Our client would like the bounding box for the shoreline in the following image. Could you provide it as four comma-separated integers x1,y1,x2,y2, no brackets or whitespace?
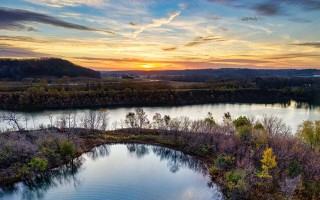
0,98,318,112
1,125,319,199
0,131,214,187
0,88,317,111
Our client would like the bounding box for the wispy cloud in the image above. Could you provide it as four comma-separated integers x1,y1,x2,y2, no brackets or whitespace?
132,12,181,38
129,22,137,26
25,0,106,8
0,35,47,43
240,23,272,34
266,53,320,60
240,16,262,21
0,7,115,34
206,0,320,16
185,35,226,47
162,47,177,51
291,42,320,48
212,16,221,20
0,44,51,57
288,17,312,23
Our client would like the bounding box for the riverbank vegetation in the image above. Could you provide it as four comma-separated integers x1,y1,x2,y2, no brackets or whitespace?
0,109,319,199
0,74,319,110
0,58,318,110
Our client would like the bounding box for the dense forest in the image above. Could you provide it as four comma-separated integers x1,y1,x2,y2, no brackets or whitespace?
0,88,317,110
0,58,100,80
0,76,318,110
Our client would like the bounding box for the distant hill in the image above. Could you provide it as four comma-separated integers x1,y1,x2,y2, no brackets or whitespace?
102,68,320,82
0,58,100,80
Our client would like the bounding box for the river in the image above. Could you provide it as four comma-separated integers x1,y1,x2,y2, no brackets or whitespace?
0,101,319,132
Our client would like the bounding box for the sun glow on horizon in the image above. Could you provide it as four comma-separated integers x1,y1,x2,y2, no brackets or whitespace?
140,64,156,70
1,0,320,70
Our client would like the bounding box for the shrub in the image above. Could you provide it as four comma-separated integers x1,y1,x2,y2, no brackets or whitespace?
18,165,31,177
199,144,209,155
215,156,234,170
58,141,76,159
237,125,252,141
298,120,320,149
41,147,59,163
252,129,267,148
254,122,265,130
209,166,216,177
233,116,251,128
28,157,48,172
226,169,247,190
204,112,216,127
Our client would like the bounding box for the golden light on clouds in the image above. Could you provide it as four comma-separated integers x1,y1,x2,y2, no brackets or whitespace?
1,0,320,70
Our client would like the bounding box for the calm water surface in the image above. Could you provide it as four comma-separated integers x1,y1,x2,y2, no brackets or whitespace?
0,144,223,200
0,101,319,131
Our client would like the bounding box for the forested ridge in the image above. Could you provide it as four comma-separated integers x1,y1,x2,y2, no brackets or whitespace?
0,58,100,80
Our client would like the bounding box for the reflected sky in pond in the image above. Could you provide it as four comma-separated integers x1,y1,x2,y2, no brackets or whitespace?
0,144,223,200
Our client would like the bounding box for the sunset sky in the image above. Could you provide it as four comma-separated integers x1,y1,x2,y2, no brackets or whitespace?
1,0,320,70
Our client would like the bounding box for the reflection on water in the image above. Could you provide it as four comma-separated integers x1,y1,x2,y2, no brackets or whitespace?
87,144,110,160
271,100,319,109
0,159,83,200
0,144,224,200
152,145,207,174
0,101,318,132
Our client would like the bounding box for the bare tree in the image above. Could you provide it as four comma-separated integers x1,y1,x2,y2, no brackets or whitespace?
180,116,191,132
0,112,22,132
22,113,30,130
81,109,109,133
58,114,67,129
31,113,36,130
98,109,109,131
164,115,171,130
112,121,118,130
120,119,125,129
135,108,149,128
152,113,164,129
262,115,291,137
71,113,78,128
66,110,73,128
190,120,202,132
64,110,78,128
47,112,54,128
169,118,182,132
125,112,137,128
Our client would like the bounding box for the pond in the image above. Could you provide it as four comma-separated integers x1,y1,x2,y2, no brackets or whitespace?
0,101,319,132
0,144,224,200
